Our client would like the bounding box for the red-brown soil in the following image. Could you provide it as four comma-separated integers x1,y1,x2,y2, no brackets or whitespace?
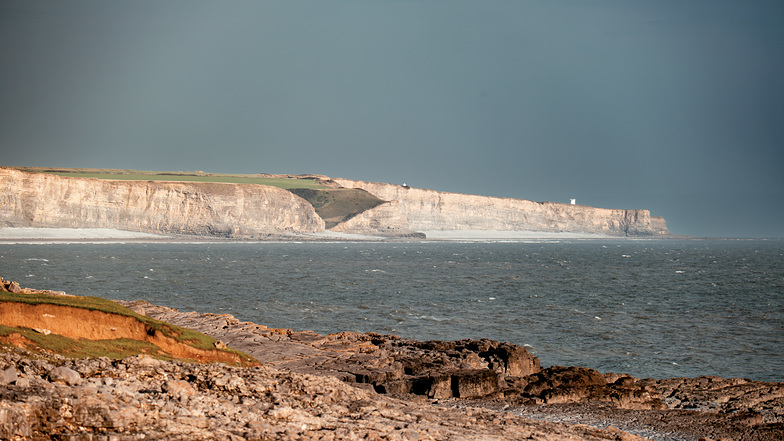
0,301,249,364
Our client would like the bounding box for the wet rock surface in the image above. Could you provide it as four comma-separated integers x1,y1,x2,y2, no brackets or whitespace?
118,301,784,441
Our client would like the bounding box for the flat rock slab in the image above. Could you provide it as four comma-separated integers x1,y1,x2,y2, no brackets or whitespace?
119,301,342,372
117,300,541,400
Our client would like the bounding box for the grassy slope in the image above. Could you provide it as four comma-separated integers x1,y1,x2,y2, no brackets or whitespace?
289,188,386,229
0,291,254,363
0,325,171,360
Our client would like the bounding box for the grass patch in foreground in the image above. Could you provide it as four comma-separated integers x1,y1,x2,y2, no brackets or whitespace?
0,325,172,360
0,291,253,363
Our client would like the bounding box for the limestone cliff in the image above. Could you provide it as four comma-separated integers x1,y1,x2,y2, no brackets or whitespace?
0,168,672,238
0,168,324,237
329,179,670,237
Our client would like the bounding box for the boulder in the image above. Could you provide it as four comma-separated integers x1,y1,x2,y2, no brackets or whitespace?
0,366,19,385
162,380,197,401
472,340,541,377
48,366,82,386
452,369,503,399
411,374,452,399
2,280,21,293
519,366,607,403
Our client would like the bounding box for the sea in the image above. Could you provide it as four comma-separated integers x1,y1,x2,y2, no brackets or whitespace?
1,239,782,383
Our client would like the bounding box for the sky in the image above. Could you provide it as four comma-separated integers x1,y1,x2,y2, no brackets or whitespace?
1,0,782,238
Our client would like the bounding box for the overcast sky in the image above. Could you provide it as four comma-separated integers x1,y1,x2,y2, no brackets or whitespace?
1,0,782,237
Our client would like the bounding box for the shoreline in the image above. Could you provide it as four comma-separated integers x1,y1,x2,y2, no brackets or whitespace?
419,229,620,241
0,227,678,244
1,277,782,440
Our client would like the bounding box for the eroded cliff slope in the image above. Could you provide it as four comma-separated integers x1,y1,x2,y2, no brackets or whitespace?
0,168,324,237
329,178,670,237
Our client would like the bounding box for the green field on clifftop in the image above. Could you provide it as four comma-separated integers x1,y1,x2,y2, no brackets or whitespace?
18,168,328,190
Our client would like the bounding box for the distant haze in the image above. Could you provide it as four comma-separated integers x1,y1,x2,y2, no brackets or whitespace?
1,0,782,237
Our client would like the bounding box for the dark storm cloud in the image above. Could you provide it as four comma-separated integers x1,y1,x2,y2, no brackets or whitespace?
1,0,782,237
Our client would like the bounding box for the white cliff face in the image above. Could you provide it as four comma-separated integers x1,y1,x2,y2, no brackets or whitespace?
0,168,670,238
329,179,670,237
0,169,325,237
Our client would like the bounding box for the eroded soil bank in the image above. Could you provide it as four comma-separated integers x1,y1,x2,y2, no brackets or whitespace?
0,276,255,365
0,302,247,364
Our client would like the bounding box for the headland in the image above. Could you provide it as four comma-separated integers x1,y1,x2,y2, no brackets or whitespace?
1,167,674,240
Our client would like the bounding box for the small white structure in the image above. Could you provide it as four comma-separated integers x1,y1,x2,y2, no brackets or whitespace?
570,198,576,205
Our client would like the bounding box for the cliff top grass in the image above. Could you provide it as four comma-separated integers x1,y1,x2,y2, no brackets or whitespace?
0,325,179,360
0,290,257,365
12,167,328,190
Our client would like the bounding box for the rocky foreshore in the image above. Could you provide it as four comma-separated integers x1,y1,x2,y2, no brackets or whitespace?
114,301,784,441
2,349,657,441
0,287,782,440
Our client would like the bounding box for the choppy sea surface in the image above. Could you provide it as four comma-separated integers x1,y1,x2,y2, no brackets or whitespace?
2,239,782,382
